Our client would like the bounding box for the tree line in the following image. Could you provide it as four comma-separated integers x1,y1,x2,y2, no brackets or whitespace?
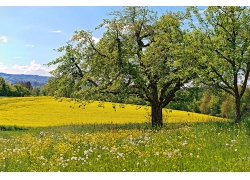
0,76,43,97
167,86,250,119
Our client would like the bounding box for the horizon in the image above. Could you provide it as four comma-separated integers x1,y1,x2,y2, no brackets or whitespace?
0,71,50,77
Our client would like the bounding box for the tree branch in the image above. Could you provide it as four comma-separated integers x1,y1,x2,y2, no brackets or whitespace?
210,65,234,91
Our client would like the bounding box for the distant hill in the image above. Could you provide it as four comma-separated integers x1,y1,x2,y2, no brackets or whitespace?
0,72,50,87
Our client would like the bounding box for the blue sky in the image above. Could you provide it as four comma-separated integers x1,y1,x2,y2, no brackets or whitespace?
0,0,241,76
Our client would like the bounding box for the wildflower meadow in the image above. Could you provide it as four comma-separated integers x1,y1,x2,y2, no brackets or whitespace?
1,97,250,172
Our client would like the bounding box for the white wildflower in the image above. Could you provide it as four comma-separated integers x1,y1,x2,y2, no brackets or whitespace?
40,131,45,136
117,152,123,157
71,156,77,160
182,140,188,146
84,150,89,155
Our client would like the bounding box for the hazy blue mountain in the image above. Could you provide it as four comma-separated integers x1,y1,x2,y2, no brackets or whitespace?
0,72,50,87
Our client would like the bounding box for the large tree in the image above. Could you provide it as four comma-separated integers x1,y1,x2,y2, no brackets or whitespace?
48,7,197,127
187,6,250,123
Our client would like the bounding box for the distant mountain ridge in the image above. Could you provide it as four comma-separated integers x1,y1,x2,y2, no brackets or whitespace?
0,72,50,87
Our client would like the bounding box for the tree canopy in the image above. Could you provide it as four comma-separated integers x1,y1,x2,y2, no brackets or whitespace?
48,6,197,127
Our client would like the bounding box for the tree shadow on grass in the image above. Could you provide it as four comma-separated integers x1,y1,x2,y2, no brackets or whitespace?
0,125,28,131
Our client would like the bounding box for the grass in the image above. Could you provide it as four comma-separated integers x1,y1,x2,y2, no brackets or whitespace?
2,121,250,172
2,96,248,172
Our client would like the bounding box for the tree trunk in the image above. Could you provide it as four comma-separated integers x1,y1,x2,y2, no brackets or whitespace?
234,96,241,123
151,103,163,128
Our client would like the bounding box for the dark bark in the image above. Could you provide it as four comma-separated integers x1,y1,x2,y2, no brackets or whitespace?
151,102,163,128
234,96,241,123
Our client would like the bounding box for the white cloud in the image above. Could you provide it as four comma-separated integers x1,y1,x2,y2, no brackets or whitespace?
92,37,100,43
77,36,100,44
26,45,35,47
51,30,62,33
0,36,8,43
11,60,55,76
0,62,8,70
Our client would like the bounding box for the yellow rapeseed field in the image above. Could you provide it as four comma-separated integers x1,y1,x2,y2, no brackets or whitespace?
0,96,225,127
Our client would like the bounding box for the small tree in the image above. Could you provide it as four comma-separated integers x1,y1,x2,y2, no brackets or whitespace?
199,90,212,114
48,7,197,127
0,76,7,96
221,95,234,118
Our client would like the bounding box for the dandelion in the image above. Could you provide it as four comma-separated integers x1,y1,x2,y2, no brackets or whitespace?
197,155,200,158
235,149,238,152
226,143,229,146
190,153,193,156
143,159,147,163
97,155,101,158
154,152,159,156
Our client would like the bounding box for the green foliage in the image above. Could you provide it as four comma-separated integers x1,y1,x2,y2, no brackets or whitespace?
47,7,198,127
221,96,234,118
40,78,57,96
0,76,33,97
167,87,201,113
31,86,41,96
187,6,250,123
199,90,211,114
0,125,28,131
12,84,31,97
